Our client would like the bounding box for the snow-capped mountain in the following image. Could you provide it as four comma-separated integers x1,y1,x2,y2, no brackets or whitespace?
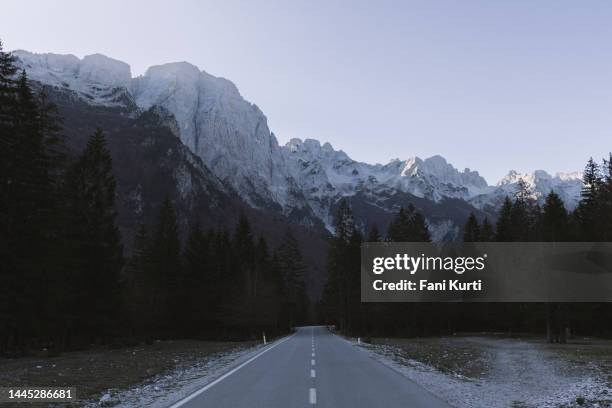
13,50,584,234
281,138,493,228
468,170,583,211
13,51,133,107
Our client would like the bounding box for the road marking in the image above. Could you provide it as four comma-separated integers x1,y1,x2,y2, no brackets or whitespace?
168,334,295,408
311,359,315,366
309,388,317,404
311,369,316,378
312,352,315,357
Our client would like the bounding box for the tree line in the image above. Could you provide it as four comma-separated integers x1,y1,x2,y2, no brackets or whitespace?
320,156,612,340
124,208,309,342
0,42,308,354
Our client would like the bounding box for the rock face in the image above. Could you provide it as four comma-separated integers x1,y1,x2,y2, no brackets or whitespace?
15,50,133,107
130,62,291,209
14,50,583,237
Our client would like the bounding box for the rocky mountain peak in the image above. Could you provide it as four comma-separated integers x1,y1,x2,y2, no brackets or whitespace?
13,48,585,232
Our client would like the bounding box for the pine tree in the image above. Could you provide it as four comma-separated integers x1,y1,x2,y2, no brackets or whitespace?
387,206,412,241
0,44,21,350
253,236,283,332
182,222,208,332
0,40,17,181
510,199,530,241
463,213,480,242
367,224,381,242
0,39,17,130
509,179,536,241
577,158,602,240
598,154,612,241
541,191,568,241
1,66,65,349
224,214,257,332
335,199,355,242
479,217,495,242
581,158,601,203
412,212,431,241
275,229,308,329
496,197,513,241
387,204,431,242
233,213,255,297
322,200,361,332
124,224,152,337
515,178,531,203
149,197,182,336
65,129,124,340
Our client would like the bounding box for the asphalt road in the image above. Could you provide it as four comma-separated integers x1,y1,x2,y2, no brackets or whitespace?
170,326,450,408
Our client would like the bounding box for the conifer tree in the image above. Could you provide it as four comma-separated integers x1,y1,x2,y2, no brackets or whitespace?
221,214,257,332
66,129,124,339
0,40,17,131
496,197,513,241
387,204,431,242
367,224,381,242
577,158,602,240
0,41,17,180
412,212,431,241
275,229,308,328
509,179,535,241
335,199,355,242
598,154,612,240
124,224,152,336
463,213,480,242
479,217,495,242
387,206,412,241
149,197,182,336
581,157,601,204
253,236,283,332
182,222,209,332
233,213,255,297
2,67,65,348
541,191,568,241
322,200,359,332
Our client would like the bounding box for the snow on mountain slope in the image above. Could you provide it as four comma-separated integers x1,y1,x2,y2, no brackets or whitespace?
130,61,292,209
281,138,495,228
282,139,489,201
15,50,294,209
469,170,583,211
14,50,133,107
13,49,584,232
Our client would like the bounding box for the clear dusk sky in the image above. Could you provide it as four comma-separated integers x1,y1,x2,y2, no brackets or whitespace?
4,0,612,183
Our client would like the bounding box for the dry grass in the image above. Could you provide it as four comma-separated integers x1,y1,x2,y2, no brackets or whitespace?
369,337,491,379
0,339,254,407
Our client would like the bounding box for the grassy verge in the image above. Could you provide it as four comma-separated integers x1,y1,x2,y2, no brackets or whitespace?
364,335,612,407
0,339,255,407
367,337,491,379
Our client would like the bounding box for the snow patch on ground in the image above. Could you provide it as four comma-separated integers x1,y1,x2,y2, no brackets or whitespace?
358,337,611,408
84,343,263,408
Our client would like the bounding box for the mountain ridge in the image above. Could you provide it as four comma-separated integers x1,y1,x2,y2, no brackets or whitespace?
14,49,584,235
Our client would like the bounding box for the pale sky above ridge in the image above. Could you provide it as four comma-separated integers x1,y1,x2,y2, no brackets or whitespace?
4,0,612,183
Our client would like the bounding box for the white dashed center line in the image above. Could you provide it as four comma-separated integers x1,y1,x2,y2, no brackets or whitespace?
309,388,317,404
310,328,317,404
